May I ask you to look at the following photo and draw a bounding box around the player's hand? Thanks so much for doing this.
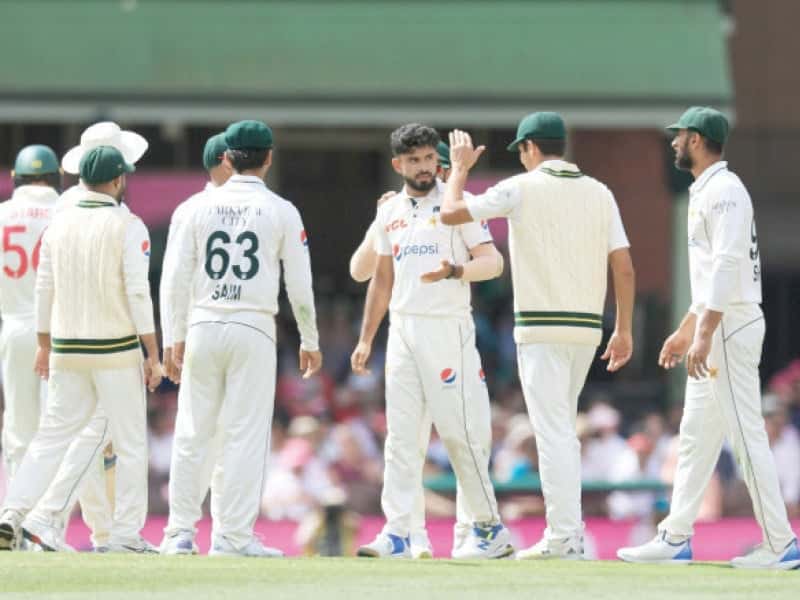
[686,333,712,380]
[658,329,693,370]
[299,348,323,379]
[377,191,396,208]
[144,357,164,392]
[449,129,485,172]
[421,260,454,283]
[351,341,372,375]
[34,346,50,380]
[163,347,177,383]
[600,329,633,372]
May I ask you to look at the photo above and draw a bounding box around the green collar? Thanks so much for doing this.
[77,199,117,208]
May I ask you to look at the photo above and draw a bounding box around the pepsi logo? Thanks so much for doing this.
[141,240,150,257]
[440,368,457,384]
[480,219,489,231]
[393,244,401,261]
[300,230,308,246]
[479,368,486,383]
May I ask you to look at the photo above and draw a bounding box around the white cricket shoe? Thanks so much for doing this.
[452,523,514,559]
[410,530,433,559]
[160,529,198,555]
[21,520,74,552]
[452,521,471,556]
[517,535,584,560]
[356,533,411,558]
[730,539,800,570]
[107,537,159,554]
[0,510,24,551]
[209,536,284,558]
[617,531,692,565]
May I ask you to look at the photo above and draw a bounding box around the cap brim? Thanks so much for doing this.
[665,122,682,132]
[123,162,136,174]
[61,130,149,174]
[506,137,525,152]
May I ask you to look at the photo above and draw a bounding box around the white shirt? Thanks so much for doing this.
[687,161,761,313]
[163,174,319,350]
[159,181,215,348]
[373,180,492,318]
[0,185,59,319]
[465,160,630,253]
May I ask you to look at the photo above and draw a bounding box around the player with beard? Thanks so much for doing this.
[618,107,799,569]
[351,123,511,559]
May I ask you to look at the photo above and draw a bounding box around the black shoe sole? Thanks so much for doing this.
[0,523,16,551]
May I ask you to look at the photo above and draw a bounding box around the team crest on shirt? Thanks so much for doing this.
[300,230,309,247]
[440,368,457,385]
[141,240,150,257]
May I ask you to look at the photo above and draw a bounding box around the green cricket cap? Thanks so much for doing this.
[224,120,273,150]
[506,112,566,151]
[667,106,729,145]
[79,146,135,184]
[13,144,60,176]
[437,141,451,169]
[202,132,228,170]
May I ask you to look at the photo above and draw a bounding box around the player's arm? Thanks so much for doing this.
[280,205,322,379]
[601,248,635,372]
[349,191,396,282]
[351,254,393,375]
[687,187,749,378]
[600,196,635,372]
[420,242,503,283]
[159,211,182,378]
[123,218,163,391]
[34,232,54,379]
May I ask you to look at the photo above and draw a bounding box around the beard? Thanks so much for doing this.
[404,172,436,192]
[674,140,693,171]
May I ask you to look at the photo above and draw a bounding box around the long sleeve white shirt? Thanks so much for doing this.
[687,161,761,314]
[162,174,319,350]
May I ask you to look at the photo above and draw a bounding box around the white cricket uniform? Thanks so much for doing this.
[466,160,629,541]
[162,174,319,548]
[373,180,498,536]
[159,181,223,533]
[658,161,795,551]
[2,191,155,545]
[0,186,57,481]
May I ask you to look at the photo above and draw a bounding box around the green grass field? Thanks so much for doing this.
[0,554,797,600]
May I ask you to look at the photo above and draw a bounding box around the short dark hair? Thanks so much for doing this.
[390,123,440,156]
[13,173,61,192]
[701,135,723,155]
[226,148,270,172]
[524,137,566,157]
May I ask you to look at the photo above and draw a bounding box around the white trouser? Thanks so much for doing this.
[660,304,795,551]
[166,322,275,549]
[382,314,497,537]
[0,317,46,481]
[517,342,595,541]
[23,408,113,547]
[2,365,147,543]
[408,413,474,540]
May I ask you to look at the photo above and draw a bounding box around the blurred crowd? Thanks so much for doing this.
[138,296,800,534]
[3,294,800,531]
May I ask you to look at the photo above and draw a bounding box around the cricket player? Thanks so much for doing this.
[161,120,322,557]
[0,145,163,552]
[351,123,512,560]
[0,146,61,482]
[18,123,150,552]
[618,107,799,569]
[158,132,231,554]
[348,140,475,558]
[440,114,635,560]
